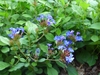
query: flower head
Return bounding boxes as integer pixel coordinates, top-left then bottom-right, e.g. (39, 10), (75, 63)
(8, 27), (24, 39)
(65, 53), (74, 63)
(36, 14), (55, 26)
(54, 35), (66, 42)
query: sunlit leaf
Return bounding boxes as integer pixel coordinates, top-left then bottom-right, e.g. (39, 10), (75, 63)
(0, 61), (10, 70)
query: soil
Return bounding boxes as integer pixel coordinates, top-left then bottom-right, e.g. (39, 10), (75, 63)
(59, 55), (100, 75)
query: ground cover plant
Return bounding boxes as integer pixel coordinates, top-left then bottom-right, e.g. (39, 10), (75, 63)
(0, 0), (100, 75)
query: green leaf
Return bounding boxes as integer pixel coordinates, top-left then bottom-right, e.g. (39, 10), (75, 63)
(19, 58), (26, 62)
(39, 44), (48, 53)
(9, 63), (24, 72)
(10, 70), (21, 75)
(31, 62), (37, 66)
(89, 23), (100, 30)
(47, 67), (58, 75)
(67, 65), (78, 75)
(16, 20), (25, 25)
(1, 47), (10, 53)
(56, 61), (67, 68)
(60, 0), (65, 6)
(91, 35), (99, 42)
(19, 37), (28, 45)
(0, 36), (9, 46)
(55, 17), (63, 27)
(79, 1), (89, 10)
(45, 33), (54, 41)
(22, 14), (32, 18)
(86, 54), (98, 66)
(0, 61), (10, 70)
(25, 21), (38, 34)
(56, 28), (61, 35)
(45, 61), (52, 67)
(38, 0), (53, 9)
(24, 63), (30, 67)
(72, 5), (83, 16)
(0, 23), (4, 27)
(38, 58), (46, 62)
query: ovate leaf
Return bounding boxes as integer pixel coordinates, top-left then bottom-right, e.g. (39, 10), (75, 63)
(86, 54), (98, 66)
(39, 44), (48, 53)
(0, 61), (10, 70)
(67, 65), (78, 75)
(9, 63), (24, 72)
(56, 61), (67, 69)
(45, 33), (54, 41)
(25, 21), (38, 34)
(47, 67), (58, 75)
(38, 0), (53, 9)
(1, 47), (10, 53)
(89, 23), (100, 30)
(38, 58), (46, 62)
(91, 35), (99, 42)
(0, 36), (9, 46)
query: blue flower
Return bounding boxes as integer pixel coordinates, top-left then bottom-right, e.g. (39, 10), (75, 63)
(8, 27), (24, 39)
(35, 48), (40, 56)
(37, 14), (55, 26)
(68, 47), (74, 52)
(75, 36), (83, 41)
(64, 40), (72, 47)
(47, 43), (52, 47)
(54, 35), (66, 42)
(58, 45), (66, 50)
(65, 53), (74, 63)
(66, 30), (74, 37)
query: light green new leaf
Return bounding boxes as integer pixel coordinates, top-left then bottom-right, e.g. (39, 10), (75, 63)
(91, 35), (99, 42)
(45, 33), (54, 41)
(0, 61), (10, 70)
(1, 47), (10, 53)
(25, 21), (38, 34)
(67, 65), (78, 75)
(47, 67), (58, 75)
(0, 36), (9, 46)
(89, 23), (100, 30)
(39, 44), (48, 53)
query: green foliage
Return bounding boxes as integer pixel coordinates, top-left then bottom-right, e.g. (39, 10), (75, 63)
(0, 0), (100, 75)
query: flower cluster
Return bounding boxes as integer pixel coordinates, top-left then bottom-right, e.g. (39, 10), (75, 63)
(36, 14), (55, 26)
(54, 30), (83, 63)
(8, 27), (24, 39)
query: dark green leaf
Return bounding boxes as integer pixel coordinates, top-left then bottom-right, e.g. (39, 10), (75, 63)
(56, 61), (67, 68)
(47, 67), (58, 75)
(67, 65), (78, 75)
